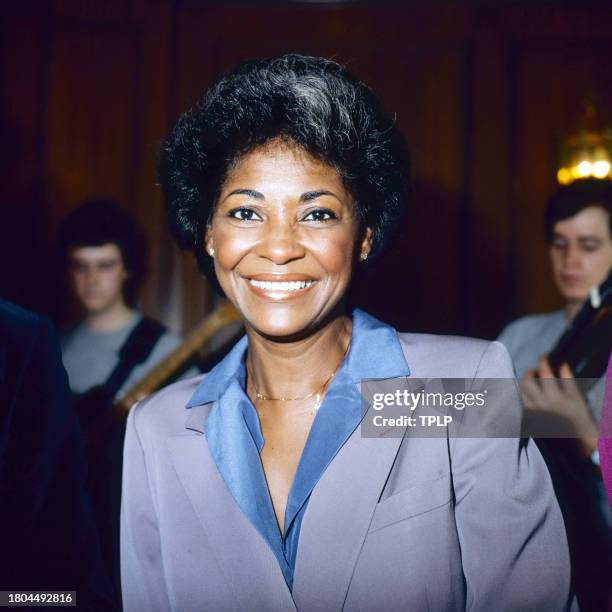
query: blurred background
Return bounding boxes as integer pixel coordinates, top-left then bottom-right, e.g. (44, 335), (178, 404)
(3, 0), (612, 339)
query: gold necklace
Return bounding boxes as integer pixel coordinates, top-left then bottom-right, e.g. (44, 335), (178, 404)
(249, 341), (350, 412)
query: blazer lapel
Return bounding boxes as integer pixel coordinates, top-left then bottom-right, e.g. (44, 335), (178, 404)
(168, 404), (297, 612)
(291, 392), (408, 612)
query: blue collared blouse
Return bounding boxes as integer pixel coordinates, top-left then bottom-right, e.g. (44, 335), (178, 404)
(185, 309), (410, 589)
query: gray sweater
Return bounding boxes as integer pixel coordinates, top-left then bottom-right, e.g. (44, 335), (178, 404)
(60, 313), (191, 400)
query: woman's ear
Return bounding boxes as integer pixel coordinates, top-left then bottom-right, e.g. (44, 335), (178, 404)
(205, 226), (214, 258)
(359, 227), (373, 262)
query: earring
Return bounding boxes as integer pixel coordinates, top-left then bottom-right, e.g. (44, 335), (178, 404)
(208, 247), (215, 257)
(360, 252), (368, 262)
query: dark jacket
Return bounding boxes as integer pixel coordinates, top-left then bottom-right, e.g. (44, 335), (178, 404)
(0, 299), (114, 609)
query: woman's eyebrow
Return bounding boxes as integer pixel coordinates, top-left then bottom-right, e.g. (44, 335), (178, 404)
(223, 188), (264, 201)
(300, 190), (339, 202)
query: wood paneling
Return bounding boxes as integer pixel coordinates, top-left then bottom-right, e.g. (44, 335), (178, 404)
(513, 39), (612, 315)
(0, 6), (53, 312)
(3, 2), (612, 338)
(44, 29), (141, 227)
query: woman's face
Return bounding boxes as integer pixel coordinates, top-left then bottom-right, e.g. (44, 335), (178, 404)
(206, 141), (371, 339)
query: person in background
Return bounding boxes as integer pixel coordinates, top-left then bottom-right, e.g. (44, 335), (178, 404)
(0, 299), (114, 609)
(57, 199), (198, 599)
(498, 178), (612, 612)
(58, 199), (189, 403)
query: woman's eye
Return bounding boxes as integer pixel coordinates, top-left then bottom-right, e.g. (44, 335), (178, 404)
(302, 209), (337, 222)
(228, 207), (261, 222)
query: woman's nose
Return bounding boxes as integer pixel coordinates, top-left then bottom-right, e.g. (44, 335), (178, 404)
(256, 219), (306, 264)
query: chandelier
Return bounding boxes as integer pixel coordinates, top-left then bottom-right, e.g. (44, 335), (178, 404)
(557, 101), (612, 185)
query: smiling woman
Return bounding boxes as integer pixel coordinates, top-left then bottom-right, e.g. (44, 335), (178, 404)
(120, 55), (574, 611)
(207, 142), (368, 339)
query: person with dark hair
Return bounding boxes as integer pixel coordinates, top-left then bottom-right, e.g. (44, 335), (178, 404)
(121, 54), (572, 611)
(500, 179), (611, 380)
(498, 178), (612, 611)
(0, 299), (114, 609)
(58, 199), (185, 399)
(57, 199), (197, 599)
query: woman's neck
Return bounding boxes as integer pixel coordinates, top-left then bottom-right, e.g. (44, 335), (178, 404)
(245, 313), (352, 401)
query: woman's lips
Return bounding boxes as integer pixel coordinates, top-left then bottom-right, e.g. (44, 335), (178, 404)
(243, 276), (318, 300)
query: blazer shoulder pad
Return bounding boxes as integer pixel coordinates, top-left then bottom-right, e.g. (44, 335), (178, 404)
(128, 374), (207, 438)
(396, 332), (513, 379)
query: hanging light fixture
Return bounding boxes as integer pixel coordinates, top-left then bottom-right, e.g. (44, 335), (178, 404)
(557, 98), (612, 185)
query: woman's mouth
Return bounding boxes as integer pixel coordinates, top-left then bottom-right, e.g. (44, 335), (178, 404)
(244, 276), (317, 299)
(249, 279), (315, 291)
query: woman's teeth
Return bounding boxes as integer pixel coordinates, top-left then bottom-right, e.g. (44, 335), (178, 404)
(248, 279), (315, 292)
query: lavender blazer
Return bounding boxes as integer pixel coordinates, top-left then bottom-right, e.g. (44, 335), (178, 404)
(121, 333), (573, 612)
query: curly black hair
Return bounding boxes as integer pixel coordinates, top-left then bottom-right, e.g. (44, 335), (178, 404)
(544, 178), (612, 242)
(159, 53), (410, 286)
(57, 199), (146, 307)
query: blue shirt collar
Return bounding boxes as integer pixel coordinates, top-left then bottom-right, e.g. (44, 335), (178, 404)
(185, 308), (410, 590)
(186, 308), (410, 409)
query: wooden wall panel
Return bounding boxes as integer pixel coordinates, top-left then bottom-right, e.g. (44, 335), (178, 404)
(3, 2), (612, 338)
(44, 29), (141, 230)
(465, 12), (513, 337)
(1, 6), (53, 312)
(53, 0), (145, 23)
(348, 45), (469, 333)
(134, 0), (208, 335)
(513, 40), (612, 315)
